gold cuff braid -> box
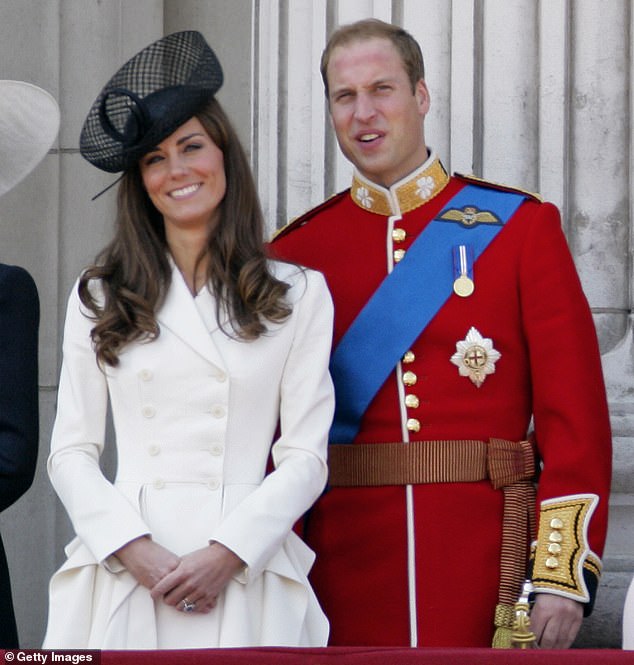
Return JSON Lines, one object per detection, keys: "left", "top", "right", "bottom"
{"left": 531, "top": 494, "right": 600, "bottom": 601}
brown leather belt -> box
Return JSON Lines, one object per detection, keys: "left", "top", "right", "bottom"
{"left": 328, "top": 437, "right": 538, "bottom": 647}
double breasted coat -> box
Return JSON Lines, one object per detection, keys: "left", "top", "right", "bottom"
{"left": 0, "top": 264, "right": 39, "bottom": 648}
{"left": 43, "top": 260, "right": 333, "bottom": 649}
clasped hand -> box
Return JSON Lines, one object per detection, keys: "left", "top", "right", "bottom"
{"left": 115, "top": 535, "right": 244, "bottom": 613}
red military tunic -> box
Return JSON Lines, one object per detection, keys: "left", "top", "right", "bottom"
{"left": 269, "top": 153, "right": 611, "bottom": 647}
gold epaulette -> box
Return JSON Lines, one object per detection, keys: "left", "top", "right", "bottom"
{"left": 455, "top": 172, "right": 543, "bottom": 203}
{"left": 269, "top": 190, "right": 349, "bottom": 242}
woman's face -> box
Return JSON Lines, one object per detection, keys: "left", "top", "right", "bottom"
{"left": 139, "top": 116, "right": 226, "bottom": 236}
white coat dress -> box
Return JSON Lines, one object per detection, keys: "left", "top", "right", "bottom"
{"left": 43, "top": 260, "right": 334, "bottom": 649}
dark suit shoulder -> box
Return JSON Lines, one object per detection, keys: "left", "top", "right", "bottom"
{"left": 0, "top": 264, "right": 39, "bottom": 344}
{"left": 270, "top": 190, "right": 349, "bottom": 242}
{"left": 0, "top": 263, "right": 37, "bottom": 294}
{"left": 0, "top": 263, "right": 38, "bottom": 308}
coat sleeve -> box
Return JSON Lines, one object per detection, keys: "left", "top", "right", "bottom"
{"left": 519, "top": 202, "right": 612, "bottom": 609}
{"left": 47, "top": 282, "right": 151, "bottom": 564}
{"left": 210, "top": 269, "right": 334, "bottom": 579}
{"left": 0, "top": 265, "right": 39, "bottom": 512}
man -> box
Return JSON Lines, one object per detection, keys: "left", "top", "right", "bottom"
{"left": 269, "top": 19, "right": 612, "bottom": 649}
{"left": 0, "top": 79, "right": 59, "bottom": 647}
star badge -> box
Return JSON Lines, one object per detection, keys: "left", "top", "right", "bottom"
{"left": 450, "top": 327, "right": 501, "bottom": 387}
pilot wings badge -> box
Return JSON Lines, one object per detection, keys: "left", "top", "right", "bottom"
{"left": 439, "top": 205, "right": 501, "bottom": 227}
{"left": 450, "top": 327, "right": 501, "bottom": 387}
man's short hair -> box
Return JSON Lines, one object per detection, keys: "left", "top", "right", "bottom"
{"left": 320, "top": 18, "right": 425, "bottom": 98}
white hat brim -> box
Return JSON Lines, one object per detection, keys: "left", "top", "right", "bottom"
{"left": 0, "top": 80, "right": 60, "bottom": 197}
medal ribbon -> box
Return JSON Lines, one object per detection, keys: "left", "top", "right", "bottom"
{"left": 456, "top": 245, "right": 471, "bottom": 276}
{"left": 329, "top": 184, "right": 526, "bottom": 443}
{"left": 453, "top": 244, "right": 475, "bottom": 295}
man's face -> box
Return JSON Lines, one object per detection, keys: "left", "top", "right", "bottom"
{"left": 326, "top": 37, "right": 430, "bottom": 188}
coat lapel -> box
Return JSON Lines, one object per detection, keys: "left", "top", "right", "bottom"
{"left": 157, "top": 264, "right": 228, "bottom": 371}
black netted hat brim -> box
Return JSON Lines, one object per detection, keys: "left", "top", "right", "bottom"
{"left": 80, "top": 31, "right": 223, "bottom": 173}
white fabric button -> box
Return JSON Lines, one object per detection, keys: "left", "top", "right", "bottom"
{"left": 209, "top": 444, "right": 223, "bottom": 456}
{"left": 207, "top": 478, "right": 221, "bottom": 491}
{"left": 215, "top": 371, "right": 227, "bottom": 383}
{"left": 142, "top": 405, "right": 156, "bottom": 418}
{"left": 139, "top": 369, "right": 153, "bottom": 381}
{"left": 153, "top": 479, "right": 165, "bottom": 489}
{"left": 211, "top": 405, "right": 226, "bottom": 419}
{"left": 148, "top": 444, "right": 160, "bottom": 456}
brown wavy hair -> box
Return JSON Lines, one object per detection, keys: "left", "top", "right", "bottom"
{"left": 320, "top": 18, "right": 425, "bottom": 98}
{"left": 79, "top": 98, "right": 291, "bottom": 367}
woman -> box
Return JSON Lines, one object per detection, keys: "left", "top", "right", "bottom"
{"left": 43, "top": 31, "right": 333, "bottom": 649}
{"left": 0, "top": 79, "right": 59, "bottom": 648}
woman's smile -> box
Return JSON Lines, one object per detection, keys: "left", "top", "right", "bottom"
{"left": 169, "top": 182, "right": 202, "bottom": 199}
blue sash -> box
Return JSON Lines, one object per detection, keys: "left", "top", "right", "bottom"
{"left": 329, "top": 184, "right": 526, "bottom": 443}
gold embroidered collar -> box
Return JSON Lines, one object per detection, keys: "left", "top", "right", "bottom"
{"left": 350, "top": 152, "right": 450, "bottom": 216}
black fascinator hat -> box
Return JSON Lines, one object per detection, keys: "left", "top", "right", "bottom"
{"left": 80, "top": 30, "right": 223, "bottom": 173}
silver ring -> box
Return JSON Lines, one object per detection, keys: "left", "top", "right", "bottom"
{"left": 181, "top": 597, "right": 196, "bottom": 613}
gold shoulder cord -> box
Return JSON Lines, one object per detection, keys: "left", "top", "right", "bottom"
{"left": 454, "top": 172, "right": 543, "bottom": 203}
